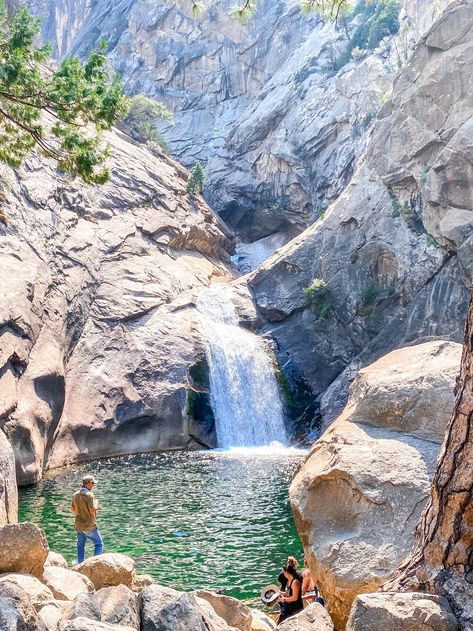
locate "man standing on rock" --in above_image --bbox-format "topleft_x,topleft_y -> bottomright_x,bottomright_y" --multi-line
71,474 -> 104,564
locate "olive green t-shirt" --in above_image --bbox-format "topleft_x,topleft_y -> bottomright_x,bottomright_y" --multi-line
71,489 -> 97,531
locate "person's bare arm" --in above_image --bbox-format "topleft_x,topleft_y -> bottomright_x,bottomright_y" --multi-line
282,580 -> 300,603
302,571 -> 310,595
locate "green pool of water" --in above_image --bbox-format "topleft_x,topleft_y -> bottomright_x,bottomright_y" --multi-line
19,449 -> 304,601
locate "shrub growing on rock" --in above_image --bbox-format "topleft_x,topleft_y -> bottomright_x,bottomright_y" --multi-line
186,162 -> 205,195
124,95 -> 173,152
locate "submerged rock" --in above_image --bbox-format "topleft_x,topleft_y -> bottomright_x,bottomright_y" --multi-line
74,553 -> 135,590
346,592 -> 459,631
0,523 -> 49,578
290,341 -> 461,629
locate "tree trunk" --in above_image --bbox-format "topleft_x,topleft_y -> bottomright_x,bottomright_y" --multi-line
386,286 -> 473,627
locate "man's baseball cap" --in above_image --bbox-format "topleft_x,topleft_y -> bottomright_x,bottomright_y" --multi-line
82,475 -> 97,485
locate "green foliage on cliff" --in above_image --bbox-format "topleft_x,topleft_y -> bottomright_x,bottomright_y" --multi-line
324,0 -> 400,72
304,277 -> 330,317
186,162 -> 205,195
0,1 -> 128,183
124,95 -> 173,152
352,0 -> 400,51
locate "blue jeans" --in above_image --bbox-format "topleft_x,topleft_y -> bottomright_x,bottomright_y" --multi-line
76,528 -> 103,564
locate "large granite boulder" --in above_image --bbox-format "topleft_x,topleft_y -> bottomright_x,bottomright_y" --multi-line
96,585 -> 140,630
38,602 -> 65,631
74,553 -> 135,590
42,567 -> 95,601
195,589 -> 252,631
0,523 -> 49,577
250,609 -> 276,630
0,593 -> 45,631
61,593 -> 101,624
140,584 -> 239,631
278,603 -> 334,630
346,592 -> 459,631
290,341 -> 461,630
0,573 -> 54,609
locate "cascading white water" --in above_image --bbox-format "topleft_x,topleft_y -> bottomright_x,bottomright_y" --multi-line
196,284 -> 288,448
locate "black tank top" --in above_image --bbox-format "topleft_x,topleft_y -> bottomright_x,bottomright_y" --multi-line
285,577 -> 304,615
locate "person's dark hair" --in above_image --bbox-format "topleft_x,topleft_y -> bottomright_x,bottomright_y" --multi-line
283,564 -> 299,578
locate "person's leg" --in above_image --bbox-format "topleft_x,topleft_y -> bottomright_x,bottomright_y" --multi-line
76,531 -> 86,564
84,528 -> 103,556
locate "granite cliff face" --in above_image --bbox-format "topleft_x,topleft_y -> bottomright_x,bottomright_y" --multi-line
22,0 -> 448,255
19,0 -> 467,436
247,0 -> 472,423
0,129 -> 234,485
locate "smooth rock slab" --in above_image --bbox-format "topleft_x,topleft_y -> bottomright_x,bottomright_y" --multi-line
140,584 -> 239,631
196,589 -> 252,630
346,592 -> 459,631
42,567 -> 95,601
0,523 -> 49,577
75,553 -> 135,589
346,341 -> 461,442
278,603 -> 334,630
96,584 -> 139,629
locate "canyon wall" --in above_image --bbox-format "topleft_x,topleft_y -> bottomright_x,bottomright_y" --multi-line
0,129 -> 234,485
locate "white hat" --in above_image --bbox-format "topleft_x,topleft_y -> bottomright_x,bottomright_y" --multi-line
261,584 -> 280,605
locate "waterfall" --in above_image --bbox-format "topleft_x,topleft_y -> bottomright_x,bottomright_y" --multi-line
196,284 -> 288,448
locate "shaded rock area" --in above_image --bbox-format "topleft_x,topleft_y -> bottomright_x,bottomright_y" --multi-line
346,592 -> 459,631
0,126 -> 234,486
0,431 -> 18,526
96,585 -> 140,629
290,341 -> 461,630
